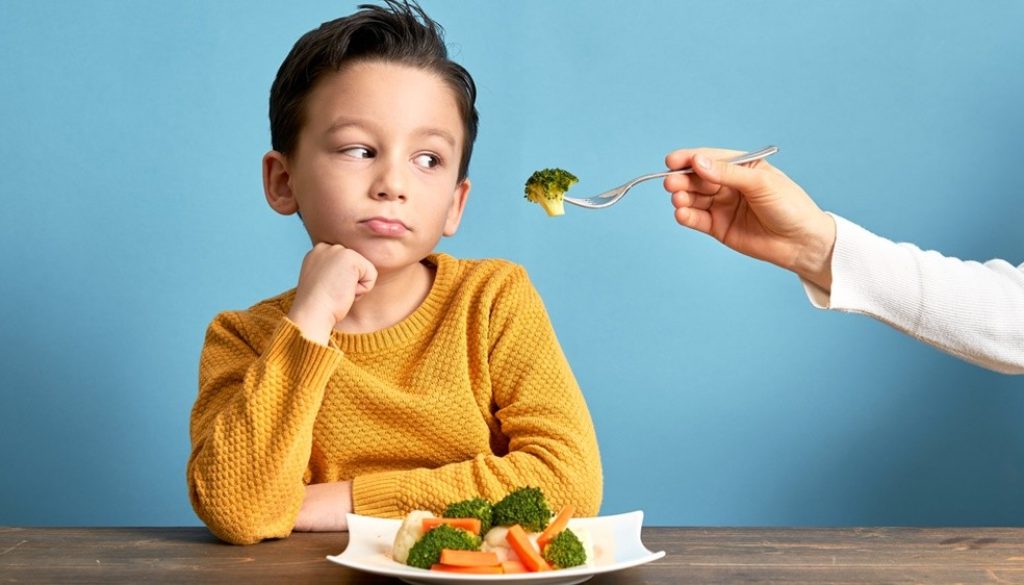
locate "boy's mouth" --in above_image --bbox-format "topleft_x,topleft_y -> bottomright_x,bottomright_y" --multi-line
362,217 -> 410,236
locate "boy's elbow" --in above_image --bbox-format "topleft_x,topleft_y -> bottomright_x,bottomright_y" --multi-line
206,522 -> 267,546
214,523 -> 291,546
189,476 -> 293,545
195,504 -> 293,545
572,459 -> 603,517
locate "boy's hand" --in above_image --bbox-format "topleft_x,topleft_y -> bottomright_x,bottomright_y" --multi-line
292,481 -> 353,533
663,148 -> 837,291
288,243 -> 377,345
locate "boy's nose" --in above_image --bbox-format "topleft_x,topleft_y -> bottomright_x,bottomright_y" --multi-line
373,189 -> 406,202
370,160 -> 408,202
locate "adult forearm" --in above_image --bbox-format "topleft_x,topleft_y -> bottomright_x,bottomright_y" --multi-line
806,215 -> 1024,374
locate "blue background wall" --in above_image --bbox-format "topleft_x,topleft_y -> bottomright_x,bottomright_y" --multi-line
1,1 -> 1022,527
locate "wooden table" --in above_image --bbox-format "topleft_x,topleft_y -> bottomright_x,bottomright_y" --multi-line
3,526 -> 1024,584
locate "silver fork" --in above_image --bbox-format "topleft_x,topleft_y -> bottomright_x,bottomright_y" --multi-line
564,145 -> 779,209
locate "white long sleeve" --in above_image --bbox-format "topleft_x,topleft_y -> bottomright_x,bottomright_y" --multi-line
801,214 -> 1024,375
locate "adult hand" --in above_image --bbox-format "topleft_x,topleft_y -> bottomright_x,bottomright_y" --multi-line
664,148 -> 837,290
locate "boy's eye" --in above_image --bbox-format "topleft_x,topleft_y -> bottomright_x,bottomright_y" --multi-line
413,153 -> 441,169
340,146 -> 374,159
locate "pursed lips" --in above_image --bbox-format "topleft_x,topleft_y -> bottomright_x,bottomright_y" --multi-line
362,216 -> 411,236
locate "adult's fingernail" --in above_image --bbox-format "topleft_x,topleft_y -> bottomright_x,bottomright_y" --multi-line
695,154 -> 711,169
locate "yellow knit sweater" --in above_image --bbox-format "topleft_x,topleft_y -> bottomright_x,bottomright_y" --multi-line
188,253 -> 603,545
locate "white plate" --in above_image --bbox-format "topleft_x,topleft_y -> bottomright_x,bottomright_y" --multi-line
327,510 -> 665,585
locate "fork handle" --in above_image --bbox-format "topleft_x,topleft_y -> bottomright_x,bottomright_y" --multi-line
632,145 -> 779,185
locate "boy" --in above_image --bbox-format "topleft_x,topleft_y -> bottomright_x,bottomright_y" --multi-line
187,1 -> 603,545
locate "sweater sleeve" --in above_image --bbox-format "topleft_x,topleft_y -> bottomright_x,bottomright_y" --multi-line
352,266 -> 603,517
801,213 -> 1024,374
187,314 -> 344,544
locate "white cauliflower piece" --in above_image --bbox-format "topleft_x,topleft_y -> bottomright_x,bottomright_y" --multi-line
391,510 -> 435,565
481,526 -> 512,562
480,525 -> 544,564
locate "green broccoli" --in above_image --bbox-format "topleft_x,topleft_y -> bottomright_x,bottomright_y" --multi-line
492,486 -> 552,533
443,497 -> 494,535
405,524 -> 481,569
524,168 -> 578,217
542,528 -> 587,569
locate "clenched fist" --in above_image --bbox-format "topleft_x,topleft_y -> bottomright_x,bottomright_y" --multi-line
287,243 -> 378,345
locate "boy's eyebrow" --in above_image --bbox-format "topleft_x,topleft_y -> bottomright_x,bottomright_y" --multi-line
324,120 -> 368,137
325,119 -> 456,150
415,127 -> 457,150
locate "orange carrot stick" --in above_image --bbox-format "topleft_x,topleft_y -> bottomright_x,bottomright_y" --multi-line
536,504 -> 575,549
438,549 -> 500,567
505,524 -> 550,572
422,517 -> 482,535
430,564 -> 504,574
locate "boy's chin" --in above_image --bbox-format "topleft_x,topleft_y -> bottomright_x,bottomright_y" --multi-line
356,247 -> 432,273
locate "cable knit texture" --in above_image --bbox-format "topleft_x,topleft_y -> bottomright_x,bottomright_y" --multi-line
801,214 -> 1024,374
188,253 -> 603,544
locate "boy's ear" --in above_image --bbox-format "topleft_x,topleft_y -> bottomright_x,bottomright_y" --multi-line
442,178 -> 471,237
263,150 -> 299,215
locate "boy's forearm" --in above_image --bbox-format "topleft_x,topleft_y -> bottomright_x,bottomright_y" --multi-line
348,311 -> 603,519
190,317 -> 344,544
351,440 -> 602,520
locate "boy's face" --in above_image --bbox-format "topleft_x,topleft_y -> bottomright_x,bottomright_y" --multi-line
265,61 -> 470,272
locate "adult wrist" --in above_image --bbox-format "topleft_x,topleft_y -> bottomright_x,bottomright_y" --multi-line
792,212 -> 836,291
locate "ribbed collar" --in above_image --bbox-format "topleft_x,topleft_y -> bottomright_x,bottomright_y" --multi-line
327,253 -> 457,354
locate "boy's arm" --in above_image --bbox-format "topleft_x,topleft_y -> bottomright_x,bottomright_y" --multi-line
187,313 -> 344,544
352,266 -> 603,517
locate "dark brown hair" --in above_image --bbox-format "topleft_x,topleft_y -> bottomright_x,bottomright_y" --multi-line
269,0 -> 479,181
